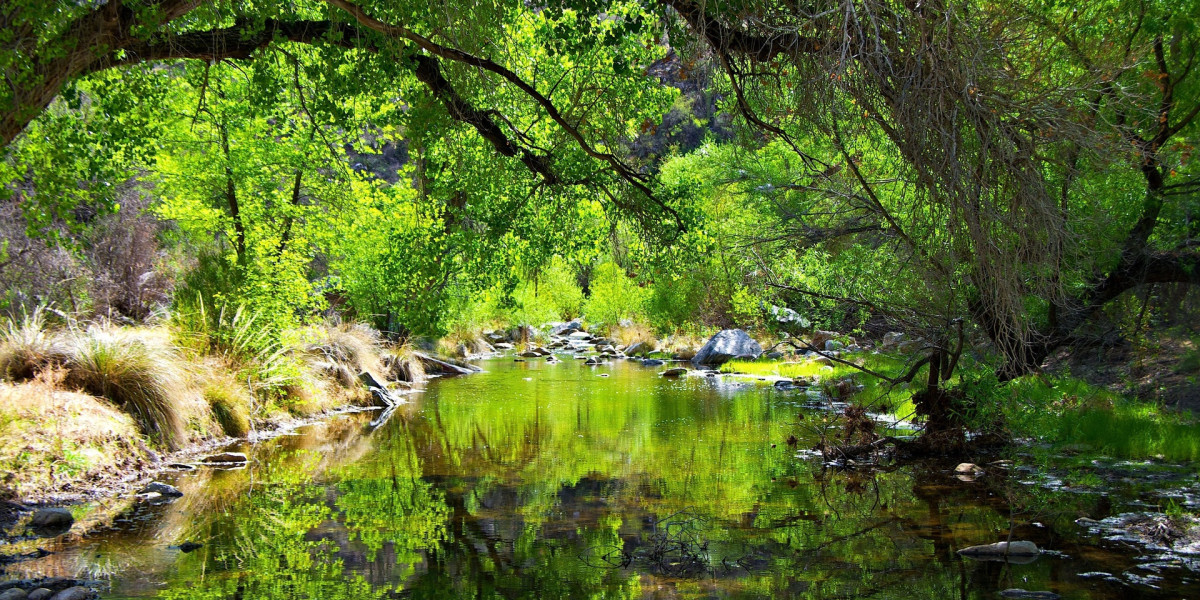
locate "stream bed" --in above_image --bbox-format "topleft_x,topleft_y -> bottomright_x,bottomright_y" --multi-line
3,357 -> 1198,598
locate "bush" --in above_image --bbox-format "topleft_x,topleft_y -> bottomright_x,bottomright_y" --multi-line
510,256 -> 584,325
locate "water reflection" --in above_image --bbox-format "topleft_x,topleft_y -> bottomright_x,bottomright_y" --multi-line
2,359 -> 1189,598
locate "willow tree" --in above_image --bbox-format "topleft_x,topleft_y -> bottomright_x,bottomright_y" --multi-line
657,0 -> 1198,427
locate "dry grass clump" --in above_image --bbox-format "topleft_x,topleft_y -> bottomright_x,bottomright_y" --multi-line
201,374 -> 252,438
611,321 -> 658,349
57,326 -> 186,449
2,312 -> 188,449
660,331 -> 710,360
303,321 -> 384,389
0,308 -> 56,380
0,376 -> 146,499
384,342 -> 426,383
436,330 -> 494,358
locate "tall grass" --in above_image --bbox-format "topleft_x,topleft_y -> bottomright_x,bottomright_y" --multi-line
172,297 -> 301,396
0,307 -> 55,380
59,328 -> 186,448
203,381 -> 251,438
990,374 -> 1200,461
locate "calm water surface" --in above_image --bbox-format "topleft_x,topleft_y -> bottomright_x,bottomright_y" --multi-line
4,358 -> 1196,598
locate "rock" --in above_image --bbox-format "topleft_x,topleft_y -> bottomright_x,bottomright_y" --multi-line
811,356 -> 834,367
519,351 -> 541,358
957,540 -> 1040,558
766,351 -> 784,359
881,331 -> 905,349
584,358 -> 604,365
494,342 -> 514,350
27,590 -> 53,600
414,352 -> 480,375
773,380 -> 795,389
625,341 -> 655,356
0,589 -> 28,600
30,508 -> 73,534
641,358 -> 665,367
167,463 -> 195,470
177,542 -> 203,553
691,329 -> 763,366
824,339 -> 845,352
138,482 -> 183,497
999,590 -> 1060,600
810,330 -> 838,349
768,305 -> 810,330
202,452 -> 249,464
568,331 -> 592,340
662,367 -> 688,377
955,463 -> 985,476
793,377 -> 812,387
507,324 -> 540,342
551,320 -> 583,335
48,588 -> 94,600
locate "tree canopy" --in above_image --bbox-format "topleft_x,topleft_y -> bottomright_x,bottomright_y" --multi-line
2,0 -> 1198,380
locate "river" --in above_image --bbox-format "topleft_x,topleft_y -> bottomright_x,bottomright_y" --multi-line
3,357 -> 1196,598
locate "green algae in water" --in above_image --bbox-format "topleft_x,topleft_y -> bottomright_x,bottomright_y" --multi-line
5,358 -> 1197,599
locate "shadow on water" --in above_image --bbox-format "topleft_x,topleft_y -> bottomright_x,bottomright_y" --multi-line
1,358 -> 1194,598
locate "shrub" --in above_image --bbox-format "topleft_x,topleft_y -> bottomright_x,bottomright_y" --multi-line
60,327 -> 185,449
511,256 -> 584,325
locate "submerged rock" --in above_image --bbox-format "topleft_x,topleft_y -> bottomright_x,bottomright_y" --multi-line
641,358 -> 665,367
29,509 -> 73,535
999,590 -> 1060,600
47,588 -> 95,600
958,540 -> 1040,558
138,482 -> 183,498
202,452 -> 249,465
692,329 -> 763,366
662,367 -> 687,377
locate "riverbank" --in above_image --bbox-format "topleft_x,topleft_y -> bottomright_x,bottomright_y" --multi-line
0,313 -> 429,509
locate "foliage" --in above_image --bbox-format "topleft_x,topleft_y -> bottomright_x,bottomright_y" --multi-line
583,259 -> 651,328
